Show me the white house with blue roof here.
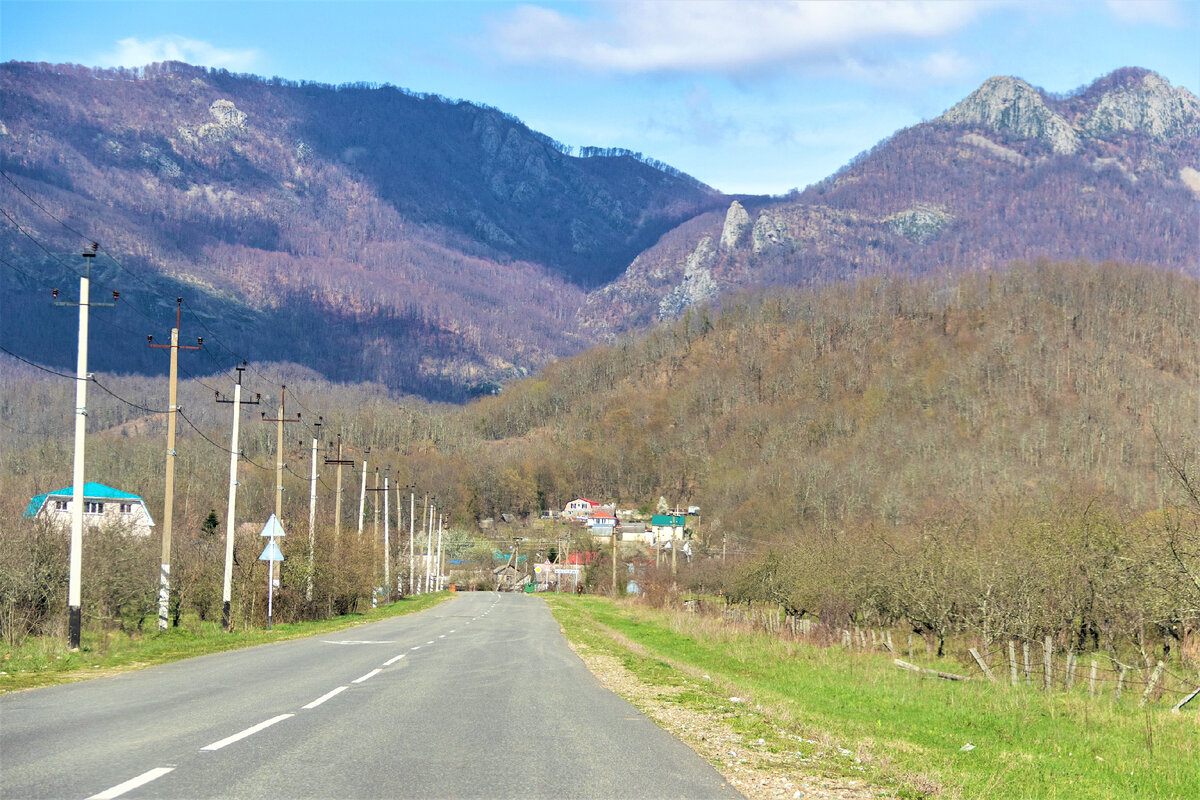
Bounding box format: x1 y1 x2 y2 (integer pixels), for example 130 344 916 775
25 482 156 537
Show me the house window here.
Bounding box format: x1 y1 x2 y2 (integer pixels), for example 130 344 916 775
54 500 69 512
120 503 134 514
85 502 104 514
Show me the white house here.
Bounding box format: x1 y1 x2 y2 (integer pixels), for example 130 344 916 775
25 482 156 537
563 498 599 518
583 512 618 528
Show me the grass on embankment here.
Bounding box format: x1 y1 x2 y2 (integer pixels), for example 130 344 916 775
0 592 451 694
545 595 1199 800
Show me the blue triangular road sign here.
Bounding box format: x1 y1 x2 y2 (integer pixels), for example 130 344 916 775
259 514 286 538
259 540 285 562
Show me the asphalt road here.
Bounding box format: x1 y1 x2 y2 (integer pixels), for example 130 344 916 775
0 592 740 800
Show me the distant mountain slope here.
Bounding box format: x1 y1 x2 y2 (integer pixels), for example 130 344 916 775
584 68 1198 338
0 61 725 399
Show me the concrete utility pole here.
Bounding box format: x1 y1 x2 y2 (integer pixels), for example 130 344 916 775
612 527 618 596
383 471 391 603
357 450 369 540
409 486 416 596
215 363 259 629
57 243 115 649
324 434 354 546
425 498 436 593
305 418 322 602
435 513 444 591
372 468 380 548
149 297 202 630
364 471 393 600
261 386 301 526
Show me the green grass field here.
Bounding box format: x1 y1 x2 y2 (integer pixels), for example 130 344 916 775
0 592 451 693
545 595 1199 800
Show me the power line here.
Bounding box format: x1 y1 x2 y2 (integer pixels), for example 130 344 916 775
0 206 80 275
0 170 93 245
90 377 167 414
0 344 76 378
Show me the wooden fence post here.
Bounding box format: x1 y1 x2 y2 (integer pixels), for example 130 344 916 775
885 631 895 653
908 633 914 659
969 648 996 682
1116 665 1127 702
1140 661 1164 707
1043 636 1053 692
1008 641 1018 686
1089 661 1098 698
1066 651 1076 690
842 629 852 648
1171 685 1200 713
1023 641 1032 684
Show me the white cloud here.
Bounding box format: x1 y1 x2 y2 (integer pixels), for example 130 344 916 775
1105 0 1187 27
95 35 260 71
489 0 1000 76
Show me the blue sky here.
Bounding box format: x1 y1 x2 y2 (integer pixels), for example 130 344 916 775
2 1 1196 195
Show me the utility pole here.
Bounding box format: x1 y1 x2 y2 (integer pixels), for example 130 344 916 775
215 363 260 629
324 434 355 546
409 486 416 596
364 469 391 601
435 513 444 591
304 417 322 602
261 386 301 526
372 468 380 549
612 526 618 596
383 470 391 603
425 497 436 594
57 243 116 649
149 297 202 630
357 448 369 540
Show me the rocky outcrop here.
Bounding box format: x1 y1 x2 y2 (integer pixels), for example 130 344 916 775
720 200 751 249
751 212 790 253
883 203 953 244
658 236 719 318
1082 72 1200 138
939 76 1079 154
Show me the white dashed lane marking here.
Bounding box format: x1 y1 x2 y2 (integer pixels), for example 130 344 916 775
87 767 175 799
201 714 293 752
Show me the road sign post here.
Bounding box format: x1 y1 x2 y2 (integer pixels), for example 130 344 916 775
259 514 286 630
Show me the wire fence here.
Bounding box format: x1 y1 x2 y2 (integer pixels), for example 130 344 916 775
679 598 1200 711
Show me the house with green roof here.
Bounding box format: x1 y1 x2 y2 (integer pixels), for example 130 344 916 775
25 482 155 537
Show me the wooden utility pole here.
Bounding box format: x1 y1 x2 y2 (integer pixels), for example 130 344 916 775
215 363 259 628
58 244 115 649
149 297 201 630
261 386 301 526
324 434 355 545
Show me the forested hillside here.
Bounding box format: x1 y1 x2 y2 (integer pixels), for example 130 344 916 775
3 262 1196 656
0 60 725 399
5 262 1193 541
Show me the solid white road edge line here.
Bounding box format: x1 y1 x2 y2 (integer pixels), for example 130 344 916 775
201 714 294 751
352 668 382 684
302 686 348 709
87 767 175 800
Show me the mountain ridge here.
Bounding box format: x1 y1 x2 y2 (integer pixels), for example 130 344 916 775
2 63 1195 399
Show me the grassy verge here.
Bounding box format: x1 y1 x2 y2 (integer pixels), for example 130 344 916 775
545 595 1199 800
0 592 452 694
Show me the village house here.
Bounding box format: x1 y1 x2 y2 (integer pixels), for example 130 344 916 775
650 514 687 544
562 498 599 518
24 482 156 537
